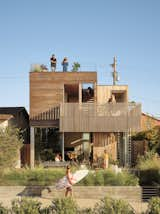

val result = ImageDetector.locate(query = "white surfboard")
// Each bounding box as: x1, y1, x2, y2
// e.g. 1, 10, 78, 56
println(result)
55, 169, 88, 190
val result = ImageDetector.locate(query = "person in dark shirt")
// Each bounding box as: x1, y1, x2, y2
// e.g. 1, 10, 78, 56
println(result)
50, 54, 57, 71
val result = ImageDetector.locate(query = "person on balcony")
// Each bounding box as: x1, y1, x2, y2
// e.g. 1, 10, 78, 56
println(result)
50, 54, 57, 71
62, 57, 69, 72
108, 94, 116, 103
103, 149, 109, 169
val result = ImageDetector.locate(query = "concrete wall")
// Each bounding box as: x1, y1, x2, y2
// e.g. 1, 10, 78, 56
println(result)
0, 186, 142, 203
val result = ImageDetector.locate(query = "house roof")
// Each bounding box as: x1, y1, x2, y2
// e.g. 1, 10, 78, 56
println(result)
142, 112, 160, 122
0, 107, 29, 118
0, 114, 13, 121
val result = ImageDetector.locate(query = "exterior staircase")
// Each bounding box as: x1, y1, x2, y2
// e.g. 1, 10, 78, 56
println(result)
30, 106, 60, 127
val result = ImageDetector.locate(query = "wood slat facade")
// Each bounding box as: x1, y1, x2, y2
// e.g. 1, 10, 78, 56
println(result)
60, 103, 141, 132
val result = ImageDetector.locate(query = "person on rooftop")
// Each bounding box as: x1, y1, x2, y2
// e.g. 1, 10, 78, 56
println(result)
50, 54, 57, 72
62, 57, 69, 72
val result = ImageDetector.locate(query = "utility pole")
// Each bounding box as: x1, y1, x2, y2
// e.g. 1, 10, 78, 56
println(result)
111, 56, 118, 85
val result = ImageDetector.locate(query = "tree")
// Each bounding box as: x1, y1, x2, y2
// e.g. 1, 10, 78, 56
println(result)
132, 126, 160, 154
0, 127, 23, 170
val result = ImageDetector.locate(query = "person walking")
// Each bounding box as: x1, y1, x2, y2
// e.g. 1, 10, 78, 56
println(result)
65, 165, 75, 197
62, 57, 69, 72
50, 54, 57, 71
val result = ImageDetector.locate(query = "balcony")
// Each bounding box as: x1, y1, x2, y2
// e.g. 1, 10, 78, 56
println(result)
30, 102, 141, 132
60, 103, 141, 132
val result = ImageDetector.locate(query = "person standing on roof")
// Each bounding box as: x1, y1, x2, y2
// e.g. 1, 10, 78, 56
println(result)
62, 57, 69, 72
50, 54, 57, 71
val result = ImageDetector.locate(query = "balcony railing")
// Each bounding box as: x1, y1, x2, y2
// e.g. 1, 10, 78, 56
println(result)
30, 63, 97, 72
60, 103, 141, 132
30, 103, 141, 132
30, 106, 60, 127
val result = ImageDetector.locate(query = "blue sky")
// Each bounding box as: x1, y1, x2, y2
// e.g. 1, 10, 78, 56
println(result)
0, 0, 160, 117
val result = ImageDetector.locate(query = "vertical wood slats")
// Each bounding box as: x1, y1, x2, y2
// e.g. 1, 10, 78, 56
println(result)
30, 105, 60, 121
60, 103, 141, 132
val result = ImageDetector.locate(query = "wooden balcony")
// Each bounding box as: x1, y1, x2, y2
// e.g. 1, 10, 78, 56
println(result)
30, 103, 141, 132
30, 106, 60, 127
60, 103, 141, 132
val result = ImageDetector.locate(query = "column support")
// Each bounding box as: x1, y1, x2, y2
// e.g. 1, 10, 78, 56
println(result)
62, 132, 64, 161
79, 83, 82, 104
30, 126, 35, 168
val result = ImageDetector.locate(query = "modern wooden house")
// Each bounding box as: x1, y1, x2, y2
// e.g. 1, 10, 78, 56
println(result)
30, 69, 141, 168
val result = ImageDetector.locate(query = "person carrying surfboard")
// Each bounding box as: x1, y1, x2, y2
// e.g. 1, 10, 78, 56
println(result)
65, 165, 75, 197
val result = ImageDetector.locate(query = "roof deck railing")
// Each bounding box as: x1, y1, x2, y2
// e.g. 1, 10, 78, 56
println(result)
30, 63, 97, 72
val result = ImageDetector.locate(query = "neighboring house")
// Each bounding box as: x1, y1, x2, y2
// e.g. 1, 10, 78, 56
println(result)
131, 113, 160, 166
0, 114, 14, 128
29, 69, 141, 168
0, 107, 30, 166
141, 113, 160, 131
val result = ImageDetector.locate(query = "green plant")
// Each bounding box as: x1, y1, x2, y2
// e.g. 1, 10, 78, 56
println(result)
0, 203, 8, 214
11, 198, 41, 214
94, 197, 134, 214
77, 208, 93, 214
72, 62, 80, 71
147, 197, 160, 214
78, 170, 139, 186
136, 152, 160, 186
137, 152, 160, 170
132, 126, 160, 154
0, 127, 23, 170
51, 197, 78, 214
0, 167, 65, 186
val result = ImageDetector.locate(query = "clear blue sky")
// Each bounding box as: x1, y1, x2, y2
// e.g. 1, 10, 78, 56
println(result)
0, 0, 160, 117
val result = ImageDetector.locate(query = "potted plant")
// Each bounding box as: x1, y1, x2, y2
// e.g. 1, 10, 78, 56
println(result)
72, 62, 80, 72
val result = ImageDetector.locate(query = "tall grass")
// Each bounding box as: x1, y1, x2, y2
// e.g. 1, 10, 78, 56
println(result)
0, 167, 139, 186
0, 167, 65, 186
136, 152, 160, 186
78, 169, 139, 186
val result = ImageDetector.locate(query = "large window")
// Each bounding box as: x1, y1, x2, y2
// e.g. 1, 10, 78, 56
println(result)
64, 84, 79, 103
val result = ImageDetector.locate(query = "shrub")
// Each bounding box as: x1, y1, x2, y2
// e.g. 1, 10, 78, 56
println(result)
77, 208, 93, 214
0, 127, 23, 170
136, 152, 160, 186
0, 167, 65, 186
94, 197, 134, 214
94, 170, 104, 185
147, 197, 160, 214
0, 203, 8, 214
78, 170, 139, 186
11, 198, 41, 214
51, 197, 78, 214
137, 152, 160, 170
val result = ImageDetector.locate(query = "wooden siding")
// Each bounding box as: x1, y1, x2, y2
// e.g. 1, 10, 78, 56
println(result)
93, 133, 117, 161
30, 72, 97, 117
97, 85, 128, 104
60, 103, 141, 132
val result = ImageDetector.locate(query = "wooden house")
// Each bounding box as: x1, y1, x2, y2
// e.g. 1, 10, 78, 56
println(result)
30, 71, 141, 167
